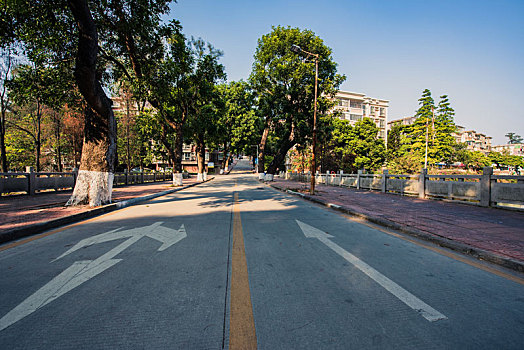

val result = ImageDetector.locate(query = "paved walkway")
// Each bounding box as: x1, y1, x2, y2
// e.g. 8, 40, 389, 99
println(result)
268, 177, 524, 271
0, 178, 201, 233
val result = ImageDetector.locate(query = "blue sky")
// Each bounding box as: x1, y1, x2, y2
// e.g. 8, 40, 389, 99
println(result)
167, 0, 524, 145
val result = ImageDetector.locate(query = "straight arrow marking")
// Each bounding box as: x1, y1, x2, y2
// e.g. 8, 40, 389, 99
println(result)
296, 220, 447, 322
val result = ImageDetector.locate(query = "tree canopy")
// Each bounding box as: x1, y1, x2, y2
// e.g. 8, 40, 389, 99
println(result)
249, 26, 345, 174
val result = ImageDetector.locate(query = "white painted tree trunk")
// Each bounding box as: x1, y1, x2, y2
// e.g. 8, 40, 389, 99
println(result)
197, 172, 207, 181
173, 173, 183, 186
203, 172, 207, 181
66, 170, 114, 207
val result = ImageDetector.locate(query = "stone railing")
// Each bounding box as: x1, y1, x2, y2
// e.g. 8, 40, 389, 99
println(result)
285, 167, 524, 210
0, 169, 175, 197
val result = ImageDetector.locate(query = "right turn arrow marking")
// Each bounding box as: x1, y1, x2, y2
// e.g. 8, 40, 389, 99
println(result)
296, 220, 447, 322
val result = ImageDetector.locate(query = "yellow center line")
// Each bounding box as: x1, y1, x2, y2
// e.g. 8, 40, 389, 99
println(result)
229, 191, 257, 349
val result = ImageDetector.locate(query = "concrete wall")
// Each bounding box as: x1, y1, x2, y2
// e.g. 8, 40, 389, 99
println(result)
1, 170, 174, 196
287, 167, 524, 210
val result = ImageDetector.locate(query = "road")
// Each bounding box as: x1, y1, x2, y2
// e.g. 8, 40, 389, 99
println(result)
1, 159, 523, 349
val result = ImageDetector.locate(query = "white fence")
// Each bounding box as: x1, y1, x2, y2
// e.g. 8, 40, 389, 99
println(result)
286, 167, 524, 209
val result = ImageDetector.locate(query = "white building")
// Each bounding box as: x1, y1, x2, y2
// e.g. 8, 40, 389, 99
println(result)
333, 90, 389, 140
492, 143, 524, 157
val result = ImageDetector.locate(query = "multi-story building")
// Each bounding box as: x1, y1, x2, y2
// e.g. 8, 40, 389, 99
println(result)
387, 117, 494, 155
333, 90, 389, 140
458, 130, 492, 154
492, 144, 524, 157
452, 125, 466, 144
387, 116, 417, 130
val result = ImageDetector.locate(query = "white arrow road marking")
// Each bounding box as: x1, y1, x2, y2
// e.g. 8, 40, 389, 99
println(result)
0, 222, 186, 332
296, 220, 447, 322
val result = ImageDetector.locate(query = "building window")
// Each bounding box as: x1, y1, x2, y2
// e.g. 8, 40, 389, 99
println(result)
350, 114, 362, 121
350, 100, 362, 109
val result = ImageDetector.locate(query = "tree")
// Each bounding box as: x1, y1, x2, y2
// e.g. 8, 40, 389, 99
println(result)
184, 39, 226, 179
505, 132, 523, 144
5, 0, 175, 206
434, 95, 457, 164
330, 117, 386, 173
399, 90, 457, 171
455, 147, 490, 170
8, 64, 74, 171
249, 26, 345, 174
217, 81, 260, 170
0, 45, 17, 172
386, 121, 403, 162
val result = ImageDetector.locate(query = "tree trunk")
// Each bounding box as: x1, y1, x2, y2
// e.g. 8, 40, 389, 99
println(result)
35, 101, 41, 172
55, 115, 63, 172
257, 119, 270, 173
173, 123, 183, 173
222, 144, 230, 171
66, 0, 117, 207
266, 126, 296, 174
196, 135, 206, 181
125, 96, 131, 172
0, 50, 11, 173
0, 107, 7, 172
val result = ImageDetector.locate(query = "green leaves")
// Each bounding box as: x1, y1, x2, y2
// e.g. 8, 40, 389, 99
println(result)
326, 117, 386, 173
398, 89, 458, 170
249, 26, 345, 172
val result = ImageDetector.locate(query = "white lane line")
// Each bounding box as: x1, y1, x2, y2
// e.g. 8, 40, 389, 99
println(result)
297, 220, 447, 322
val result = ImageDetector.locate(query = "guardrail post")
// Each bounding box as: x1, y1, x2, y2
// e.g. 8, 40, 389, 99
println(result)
382, 169, 388, 193
140, 171, 144, 184
480, 166, 492, 207
26, 166, 35, 196
418, 168, 427, 199
357, 169, 362, 190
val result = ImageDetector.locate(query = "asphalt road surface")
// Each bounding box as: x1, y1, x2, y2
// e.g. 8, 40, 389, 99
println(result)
1, 159, 523, 349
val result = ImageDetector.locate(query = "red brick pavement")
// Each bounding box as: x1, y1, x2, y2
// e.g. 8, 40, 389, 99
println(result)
0, 178, 201, 232
270, 177, 524, 265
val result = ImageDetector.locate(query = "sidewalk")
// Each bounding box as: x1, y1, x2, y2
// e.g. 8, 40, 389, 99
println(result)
0, 176, 208, 244
268, 177, 524, 272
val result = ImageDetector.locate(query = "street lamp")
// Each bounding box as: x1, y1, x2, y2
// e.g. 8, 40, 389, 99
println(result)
291, 44, 319, 195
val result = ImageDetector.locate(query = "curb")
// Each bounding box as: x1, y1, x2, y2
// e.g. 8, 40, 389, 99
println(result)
267, 181, 524, 273
0, 177, 214, 245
